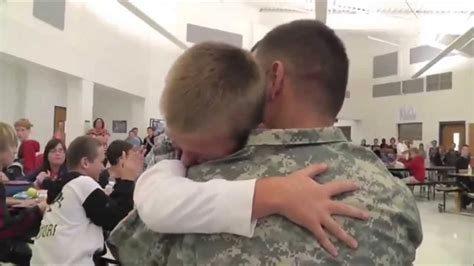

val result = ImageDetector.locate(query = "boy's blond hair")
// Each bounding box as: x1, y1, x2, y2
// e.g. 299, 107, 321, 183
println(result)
14, 118, 33, 129
160, 42, 265, 137
0, 122, 18, 152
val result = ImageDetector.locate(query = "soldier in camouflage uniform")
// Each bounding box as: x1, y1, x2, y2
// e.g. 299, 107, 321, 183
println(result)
109, 20, 422, 265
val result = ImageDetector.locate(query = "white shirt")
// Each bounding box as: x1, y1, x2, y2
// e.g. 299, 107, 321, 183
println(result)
397, 142, 409, 154
134, 160, 257, 237
31, 176, 104, 266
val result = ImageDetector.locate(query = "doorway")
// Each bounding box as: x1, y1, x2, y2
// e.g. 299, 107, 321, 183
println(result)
337, 126, 352, 141
439, 121, 465, 151
54, 106, 67, 141
469, 123, 474, 155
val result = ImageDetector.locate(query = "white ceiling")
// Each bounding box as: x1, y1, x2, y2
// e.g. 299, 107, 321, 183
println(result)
238, 0, 474, 35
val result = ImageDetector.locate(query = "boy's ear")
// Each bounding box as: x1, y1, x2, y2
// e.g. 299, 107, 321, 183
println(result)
80, 157, 89, 169
118, 151, 127, 166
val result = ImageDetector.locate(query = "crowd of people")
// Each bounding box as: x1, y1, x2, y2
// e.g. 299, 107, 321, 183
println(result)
0, 19, 446, 266
0, 118, 146, 265
361, 137, 472, 209
362, 137, 471, 170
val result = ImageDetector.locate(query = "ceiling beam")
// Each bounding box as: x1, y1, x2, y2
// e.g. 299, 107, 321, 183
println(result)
117, 0, 188, 50
412, 27, 473, 78
315, 0, 328, 24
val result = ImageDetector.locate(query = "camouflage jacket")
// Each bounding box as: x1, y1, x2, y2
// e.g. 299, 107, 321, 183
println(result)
109, 127, 423, 266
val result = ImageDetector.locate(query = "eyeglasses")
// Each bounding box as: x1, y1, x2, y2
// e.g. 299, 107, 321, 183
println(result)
49, 149, 65, 154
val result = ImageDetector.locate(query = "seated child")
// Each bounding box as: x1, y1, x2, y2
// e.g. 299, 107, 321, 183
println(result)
0, 122, 47, 265
31, 136, 142, 265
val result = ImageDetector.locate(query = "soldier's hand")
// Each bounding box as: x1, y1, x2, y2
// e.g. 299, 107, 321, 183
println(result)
275, 163, 370, 257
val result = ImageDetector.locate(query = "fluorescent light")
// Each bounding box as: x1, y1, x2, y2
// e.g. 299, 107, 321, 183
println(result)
367, 36, 400, 47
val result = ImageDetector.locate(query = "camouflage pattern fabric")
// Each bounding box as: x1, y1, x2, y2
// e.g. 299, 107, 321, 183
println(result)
109, 127, 423, 266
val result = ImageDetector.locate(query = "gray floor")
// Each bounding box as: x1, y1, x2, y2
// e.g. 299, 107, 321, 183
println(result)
414, 194, 474, 266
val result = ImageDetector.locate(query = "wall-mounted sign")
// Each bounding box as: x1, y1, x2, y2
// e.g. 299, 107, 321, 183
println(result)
112, 120, 127, 133
399, 106, 417, 121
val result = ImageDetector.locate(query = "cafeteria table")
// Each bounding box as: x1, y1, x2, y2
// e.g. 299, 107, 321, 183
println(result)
448, 172, 474, 179
386, 167, 409, 178
5, 180, 33, 197
426, 166, 456, 182
447, 172, 474, 214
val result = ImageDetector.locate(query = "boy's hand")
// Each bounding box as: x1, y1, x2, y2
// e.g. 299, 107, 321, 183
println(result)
37, 201, 49, 213
255, 164, 369, 257
279, 164, 369, 256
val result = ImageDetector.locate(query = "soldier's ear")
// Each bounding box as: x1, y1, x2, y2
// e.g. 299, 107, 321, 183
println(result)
267, 61, 285, 101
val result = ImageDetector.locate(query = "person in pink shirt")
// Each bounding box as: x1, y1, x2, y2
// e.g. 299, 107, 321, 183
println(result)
87, 118, 110, 147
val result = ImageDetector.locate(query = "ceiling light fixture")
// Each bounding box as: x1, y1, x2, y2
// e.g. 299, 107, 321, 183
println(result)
367, 36, 400, 47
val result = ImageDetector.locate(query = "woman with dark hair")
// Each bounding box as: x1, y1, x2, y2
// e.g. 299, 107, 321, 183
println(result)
143, 127, 155, 156
380, 138, 387, 149
418, 143, 427, 159
389, 137, 397, 153
87, 118, 110, 147
26, 139, 67, 189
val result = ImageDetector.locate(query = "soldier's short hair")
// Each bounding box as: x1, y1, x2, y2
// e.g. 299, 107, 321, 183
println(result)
254, 19, 349, 118
160, 42, 265, 138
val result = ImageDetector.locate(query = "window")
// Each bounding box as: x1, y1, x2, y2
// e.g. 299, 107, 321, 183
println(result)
453, 133, 460, 151
398, 123, 422, 141
373, 81, 402, 97
373, 52, 398, 78
426, 72, 452, 92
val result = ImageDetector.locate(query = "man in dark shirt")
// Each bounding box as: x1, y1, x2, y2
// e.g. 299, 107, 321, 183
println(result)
456, 145, 471, 171
143, 127, 156, 157
380, 138, 388, 149
371, 138, 381, 158
445, 143, 460, 167
455, 145, 473, 209
428, 140, 438, 165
